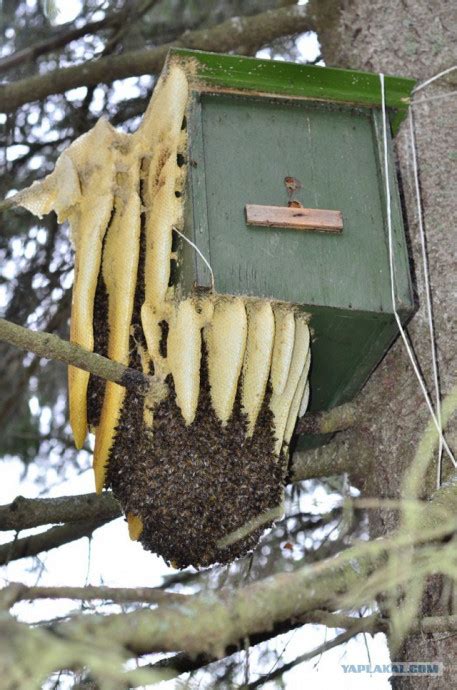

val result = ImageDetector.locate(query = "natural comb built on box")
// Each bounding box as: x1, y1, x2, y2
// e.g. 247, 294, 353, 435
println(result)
15, 50, 415, 568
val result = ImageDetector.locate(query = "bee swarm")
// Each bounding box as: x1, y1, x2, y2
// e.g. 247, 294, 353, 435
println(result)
16, 57, 311, 568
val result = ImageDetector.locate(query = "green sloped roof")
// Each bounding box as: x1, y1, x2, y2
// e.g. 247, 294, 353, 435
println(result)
169, 48, 415, 134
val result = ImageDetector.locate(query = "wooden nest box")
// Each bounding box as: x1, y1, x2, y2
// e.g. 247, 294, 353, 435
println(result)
16, 49, 415, 568
176, 49, 416, 445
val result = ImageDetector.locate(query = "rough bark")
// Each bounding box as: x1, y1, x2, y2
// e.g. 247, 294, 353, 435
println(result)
309, 0, 457, 686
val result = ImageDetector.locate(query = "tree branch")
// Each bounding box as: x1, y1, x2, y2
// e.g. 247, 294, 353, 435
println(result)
1, 583, 186, 607
246, 623, 373, 689
0, 490, 341, 535
0, 1, 141, 74
0, 317, 165, 396
0, 517, 111, 566
421, 614, 457, 634
0, 492, 120, 531
146, 610, 383, 679
291, 433, 357, 482
2, 464, 456, 564
0, 479, 344, 539
0, 23, 107, 75
0, 5, 314, 112
295, 402, 357, 435
1, 497, 457, 683
0, 316, 355, 468
49, 566, 367, 658
0, 616, 172, 689
49, 510, 457, 661
42, 483, 457, 660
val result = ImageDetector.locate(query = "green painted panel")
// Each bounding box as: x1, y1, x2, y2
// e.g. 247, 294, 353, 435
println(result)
304, 305, 399, 411
191, 92, 410, 315
169, 49, 415, 134
295, 306, 399, 445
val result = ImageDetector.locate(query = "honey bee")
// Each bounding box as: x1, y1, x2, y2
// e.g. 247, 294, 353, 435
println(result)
282, 541, 294, 551
284, 176, 303, 201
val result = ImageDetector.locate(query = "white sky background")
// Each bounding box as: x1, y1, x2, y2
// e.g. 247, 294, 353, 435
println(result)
1, 1, 392, 688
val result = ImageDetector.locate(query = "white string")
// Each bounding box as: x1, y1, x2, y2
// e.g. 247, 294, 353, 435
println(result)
408, 106, 444, 485
412, 65, 457, 93
379, 73, 456, 470
172, 225, 215, 290
409, 66, 457, 482
413, 89, 457, 106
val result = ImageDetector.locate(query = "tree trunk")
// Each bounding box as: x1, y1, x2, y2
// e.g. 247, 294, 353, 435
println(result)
309, 0, 457, 686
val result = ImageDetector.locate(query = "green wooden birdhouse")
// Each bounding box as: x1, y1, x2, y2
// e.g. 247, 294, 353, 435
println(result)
173, 49, 416, 443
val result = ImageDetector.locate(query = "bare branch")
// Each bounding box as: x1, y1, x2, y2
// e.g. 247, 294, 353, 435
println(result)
0, 317, 166, 396
0, 6, 314, 112
2, 457, 452, 543
246, 622, 372, 689
40, 544, 424, 662
0, 492, 120, 531
2, 583, 187, 607
0, 490, 339, 536
49, 554, 379, 660
0, 23, 108, 74
146, 610, 383, 679
295, 402, 358, 435
291, 432, 357, 482
0, 0, 156, 74
44, 484, 457, 660
1, 493, 457, 682
0, 517, 111, 566
2, 597, 454, 690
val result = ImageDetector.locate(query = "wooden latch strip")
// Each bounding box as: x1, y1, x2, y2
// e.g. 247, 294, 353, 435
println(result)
245, 204, 343, 234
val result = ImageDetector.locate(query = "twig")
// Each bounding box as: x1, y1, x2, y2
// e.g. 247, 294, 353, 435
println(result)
0, 317, 165, 396
246, 623, 370, 689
